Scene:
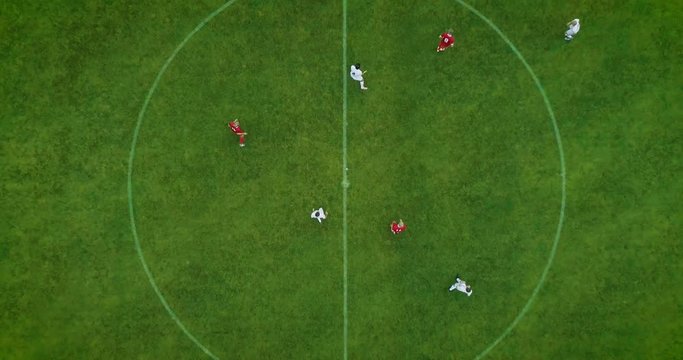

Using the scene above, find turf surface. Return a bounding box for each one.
[1,0,681,358]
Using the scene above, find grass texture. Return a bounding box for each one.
[1,0,681,358]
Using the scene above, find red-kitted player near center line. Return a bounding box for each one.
[437,29,455,52]
[227,119,247,147]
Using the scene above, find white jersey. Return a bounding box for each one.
[566,19,580,36]
[350,65,364,81]
[449,278,472,296]
[311,208,327,223]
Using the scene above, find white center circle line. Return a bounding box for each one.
[127,1,566,359]
[128,1,240,359]
[452,1,567,358]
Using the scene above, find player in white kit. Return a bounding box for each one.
[449,275,472,296]
[350,63,368,90]
[565,19,580,41]
[311,207,327,223]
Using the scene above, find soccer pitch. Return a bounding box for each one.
[1,0,681,359]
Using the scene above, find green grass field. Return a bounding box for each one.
[1,0,681,358]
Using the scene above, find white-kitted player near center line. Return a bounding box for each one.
[565,19,580,41]
[311,207,327,223]
[449,275,473,296]
[350,63,368,90]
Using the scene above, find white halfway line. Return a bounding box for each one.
[341,0,350,359]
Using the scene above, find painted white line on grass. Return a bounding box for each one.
[127,1,240,359]
[452,1,567,359]
[341,0,350,359]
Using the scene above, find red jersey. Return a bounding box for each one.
[229,121,244,134]
[440,32,454,45]
[391,222,407,234]
[438,32,455,51]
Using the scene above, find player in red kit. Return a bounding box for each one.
[437,29,455,52]
[227,119,247,147]
[390,219,407,234]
